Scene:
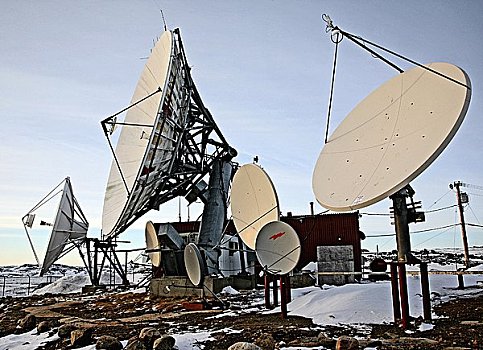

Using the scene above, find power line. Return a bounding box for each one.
[365,223,459,238]
[411,223,458,234]
[361,204,456,217]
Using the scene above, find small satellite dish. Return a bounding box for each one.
[145,221,161,267]
[184,243,205,287]
[231,163,280,249]
[40,178,89,276]
[255,221,301,275]
[313,62,471,210]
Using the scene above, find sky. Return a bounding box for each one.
[1,0,482,266]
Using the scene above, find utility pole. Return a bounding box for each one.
[451,181,470,268]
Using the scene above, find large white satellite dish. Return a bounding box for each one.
[145,221,161,267]
[35,178,88,276]
[255,221,301,275]
[313,62,471,211]
[101,29,234,238]
[230,163,280,249]
[184,243,205,287]
[102,31,172,236]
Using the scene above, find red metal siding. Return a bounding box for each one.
[282,212,362,272]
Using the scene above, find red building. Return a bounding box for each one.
[156,211,363,275]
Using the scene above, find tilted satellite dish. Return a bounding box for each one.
[145,221,161,267]
[255,221,301,275]
[184,243,205,287]
[313,62,471,210]
[230,163,280,249]
[101,28,234,238]
[22,177,88,276]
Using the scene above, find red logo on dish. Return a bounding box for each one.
[270,231,286,240]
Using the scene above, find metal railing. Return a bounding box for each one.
[1,274,63,297]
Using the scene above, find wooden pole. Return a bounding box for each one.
[454,181,470,268]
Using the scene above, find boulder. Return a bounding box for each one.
[58,324,77,339]
[317,332,336,347]
[153,335,176,349]
[71,328,93,347]
[254,333,275,350]
[96,335,123,350]
[125,339,147,350]
[139,327,161,348]
[17,314,36,331]
[336,335,359,350]
[228,342,262,350]
[36,320,50,333]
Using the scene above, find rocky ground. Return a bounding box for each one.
[0,285,482,349]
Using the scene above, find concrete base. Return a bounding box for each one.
[150,275,256,298]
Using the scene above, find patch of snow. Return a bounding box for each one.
[173,330,215,349]
[302,261,316,272]
[418,322,434,331]
[266,268,483,326]
[32,272,90,295]
[220,286,240,295]
[0,329,59,350]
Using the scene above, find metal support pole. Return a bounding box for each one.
[390,262,401,322]
[398,262,410,329]
[280,275,288,319]
[391,190,412,262]
[94,240,99,286]
[420,262,431,321]
[27,276,31,296]
[264,273,271,309]
[237,236,246,274]
[272,277,279,307]
[124,252,128,279]
[457,274,465,289]
[198,160,233,275]
[285,275,292,303]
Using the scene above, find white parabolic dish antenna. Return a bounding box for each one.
[102,31,172,236]
[184,243,205,287]
[313,62,471,211]
[231,163,280,250]
[145,221,161,267]
[41,178,89,276]
[255,221,301,275]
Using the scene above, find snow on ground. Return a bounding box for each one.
[0,329,59,350]
[266,262,483,325]
[32,272,91,295]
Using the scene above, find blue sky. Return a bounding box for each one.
[1,1,482,266]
